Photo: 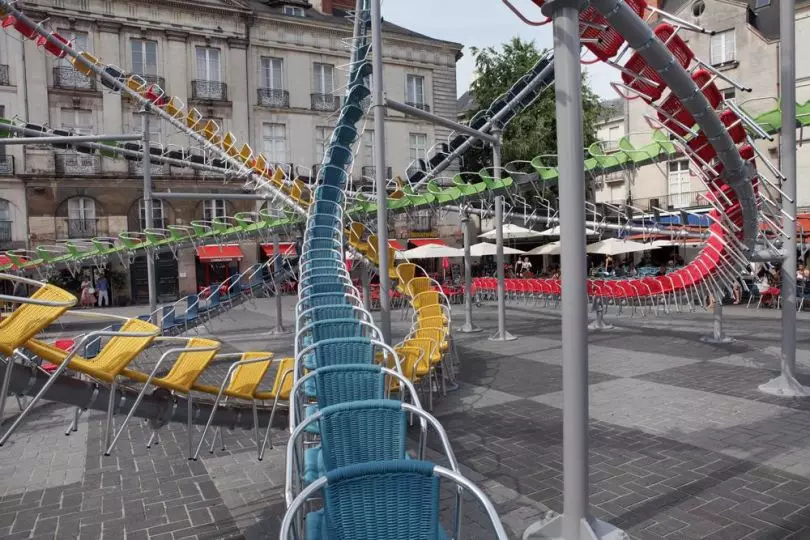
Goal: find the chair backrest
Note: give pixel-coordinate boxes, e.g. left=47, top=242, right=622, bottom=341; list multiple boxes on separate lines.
left=95, top=318, right=159, bottom=374
left=226, top=352, right=274, bottom=398
left=309, top=319, right=376, bottom=343
left=314, top=338, right=374, bottom=369
left=161, top=305, right=176, bottom=330
left=185, top=296, right=199, bottom=318
left=321, top=460, right=441, bottom=540
left=270, top=357, right=295, bottom=400
left=314, top=364, right=386, bottom=409
left=0, top=283, right=76, bottom=355
left=319, top=400, right=407, bottom=472
left=408, top=277, right=432, bottom=298
left=160, top=338, right=222, bottom=391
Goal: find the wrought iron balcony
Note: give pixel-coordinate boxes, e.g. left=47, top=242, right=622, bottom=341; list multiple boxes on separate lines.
left=311, top=93, right=340, bottom=112
left=258, top=88, right=290, bottom=108
left=405, top=101, right=430, bottom=112
left=55, top=153, right=102, bottom=175
left=0, top=221, right=11, bottom=243
left=411, top=211, right=435, bottom=232
left=53, top=67, right=96, bottom=90
left=0, top=156, right=13, bottom=176
left=129, top=160, right=170, bottom=177
left=191, top=80, right=228, bottom=101
left=360, top=166, right=393, bottom=180
left=67, top=218, right=98, bottom=239
left=0, top=65, right=9, bottom=86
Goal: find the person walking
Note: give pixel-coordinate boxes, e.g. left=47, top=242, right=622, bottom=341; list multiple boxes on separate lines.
left=80, top=274, right=95, bottom=308
left=96, top=273, right=110, bottom=307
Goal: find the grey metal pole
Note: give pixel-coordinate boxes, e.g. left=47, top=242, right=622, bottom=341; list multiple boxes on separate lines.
left=361, top=263, right=372, bottom=311
left=760, top=0, right=809, bottom=397
left=0, top=134, right=143, bottom=145
left=269, top=234, right=288, bottom=334
left=525, top=4, right=623, bottom=539
left=142, top=111, right=157, bottom=319
left=701, top=294, right=733, bottom=344
left=384, top=99, right=498, bottom=144
left=490, top=193, right=515, bottom=341
left=458, top=210, right=481, bottom=333
left=371, top=0, right=391, bottom=344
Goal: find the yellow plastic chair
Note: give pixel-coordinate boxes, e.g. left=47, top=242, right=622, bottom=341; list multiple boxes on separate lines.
left=221, top=131, right=237, bottom=156
left=70, top=51, right=100, bottom=76
left=0, top=274, right=77, bottom=424
left=238, top=143, right=254, bottom=164
left=164, top=96, right=185, bottom=118
left=125, top=74, right=147, bottom=93
left=0, top=317, right=159, bottom=447
left=185, top=108, right=203, bottom=130
left=396, top=263, right=417, bottom=294
left=190, top=352, right=276, bottom=460
left=271, top=167, right=286, bottom=188
left=253, top=153, right=269, bottom=174
left=105, top=337, right=222, bottom=457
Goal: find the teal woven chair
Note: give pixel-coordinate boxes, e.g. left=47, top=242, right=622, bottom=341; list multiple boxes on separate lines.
left=296, top=318, right=381, bottom=362
left=280, top=460, right=509, bottom=540
left=293, top=337, right=401, bottom=384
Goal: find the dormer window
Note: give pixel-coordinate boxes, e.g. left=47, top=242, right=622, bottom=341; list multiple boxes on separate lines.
left=283, top=5, right=305, bottom=17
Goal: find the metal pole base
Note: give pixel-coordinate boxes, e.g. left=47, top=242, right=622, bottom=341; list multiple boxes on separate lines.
left=489, top=330, right=518, bottom=341
left=700, top=334, right=734, bottom=344
left=523, top=512, right=628, bottom=540
left=457, top=323, right=483, bottom=333
left=758, top=374, right=810, bottom=398
left=267, top=326, right=290, bottom=336
left=588, top=301, right=614, bottom=331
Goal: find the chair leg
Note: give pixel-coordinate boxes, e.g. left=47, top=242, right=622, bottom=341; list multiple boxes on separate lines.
left=193, top=392, right=225, bottom=461
left=65, top=407, right=81, bottom=436
left=0, top=352, right=19, bottom=427
left=258, top=393, right=284, bottom=460
left=104, top=379, right=118, bottom=452
left=252, top=400, right=261, bottom=459
left=106, top=378, right=154, bottom=455
left=147, top=430, right=159, bottom=448
left=187, top=394, right=194, bottom=460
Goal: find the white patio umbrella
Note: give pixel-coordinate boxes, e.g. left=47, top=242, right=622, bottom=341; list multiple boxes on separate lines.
left=537, top=225, right=599, bottom=236
left=586, top=237, right=653, bottom=256
left=478, top=224, right=543, bottom=240
left=650, top=239, right=705, bottom=249
left=469, top=242, right=526, bottom=256
left=527, top=241, right=562, bottom=255
left=396, top=243, right=465, bottom=259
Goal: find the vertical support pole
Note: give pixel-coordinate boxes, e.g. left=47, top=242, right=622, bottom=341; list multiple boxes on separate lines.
left=490, top=195, right=516, bottom=341
left=269, top=234, right=288, bottom=335
left=361, top=263, right=372, bottom=311
left=142, top=110, right=157, bottom=319
left=458, top=210, right=481, bottom=333
left=524, top=3, right=624, bottom=539
left=371, top=0, right=391, bottom=344
left=701, top=295, right=732, bottom=344
left=760, top=0, right=809, bottom=397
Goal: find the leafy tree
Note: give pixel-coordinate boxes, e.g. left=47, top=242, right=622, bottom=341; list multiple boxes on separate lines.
left=463, top=37, right=603, bottom=172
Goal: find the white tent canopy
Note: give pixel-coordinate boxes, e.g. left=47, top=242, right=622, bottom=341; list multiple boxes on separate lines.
left=537, top=225, right=598, bottom=236
left=396, top=243, right=465, bottom=260
left=469, top=242, right=526, bottom=256
left=527, top=241, right=562, bottom=255
left=478, top=224, right=543, bottom=240
left=586, top=237, right=653, bottom=256
left=649, top=239, right=705, bottom=249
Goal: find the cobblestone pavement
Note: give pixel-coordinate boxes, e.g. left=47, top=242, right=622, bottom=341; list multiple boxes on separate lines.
left=4, top=298, right=810, bottom=538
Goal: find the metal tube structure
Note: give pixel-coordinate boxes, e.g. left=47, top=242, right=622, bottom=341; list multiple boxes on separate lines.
left=142, top=111, right=157, bottom=318
left=413, top=59, right=555, bottom=190
left=701, top=298, right=733, bottom=344
left=270, top=233, right=287, bottom=334
left=459, top=211, right=481, bottom=333
left=371, top=0, right=391, bottom=344
left=155, top=192, right=274, bottom=201
left=525, top=4, right=623, bottom=539
left=490, top=193, right=515, bottom=341
left=0, top=134, right=143, bottom=145
left=385, top=99, right=498, bottom=144
left=759, top=0, right=809, bottom=397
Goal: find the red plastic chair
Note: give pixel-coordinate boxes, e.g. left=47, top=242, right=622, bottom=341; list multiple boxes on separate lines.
left=36, top=32, right=71, bottom=59
left=657, top=70, right=723, bottom=136
left=2, top=15, right=39, bottom=40
left=621, top=24, right=694, bottom=102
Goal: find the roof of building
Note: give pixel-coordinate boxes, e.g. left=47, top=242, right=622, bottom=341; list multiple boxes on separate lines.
left=247, top=1, right=464, bottom=50
left=457, top=90, right=477, bottom=117
left=660, top=0, right=782, bottom=41
left=599, top=98, right=624, bottom=121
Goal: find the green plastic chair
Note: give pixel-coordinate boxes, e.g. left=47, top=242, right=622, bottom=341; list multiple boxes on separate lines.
left=618, top=135, right=659, bottom=166
left=0, top=118, right=13, bottom=139
left=587, top=142, right=628, bottom=173
left=451, top=174, right=486, bottom=197
left=529, top=155, right=560, bottom=182
left=652, top=130, right=678, bottom=155
left=478, top=168, right=514, bottom=191
left=426, top=180, right=463, bottom=204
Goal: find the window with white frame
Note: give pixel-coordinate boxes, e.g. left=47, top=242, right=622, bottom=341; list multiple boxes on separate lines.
left=203, top=199, right=227, bottom=221
left=68, top=196, right=96, bottom=220
left=131, top=39, right=158, bottom=76
left=61, top=108, right=94, bottom=135
left=260, top=57, right=284, bottom=90
left=315, top=126, right=330, bottom=164
left=262, top=123, right=287, bottom=164
left=406, top=74, right=425, bottom=106
left=607, top=126, right=620, bottom=150
left=0, top=199, right=10, bottom=221
left=60, top=30, right=88, bottom=67
left=139, top=198, right=164, bottom=229
left=668, top=160, right=692, bottom=208
left=313, top=63, right=334, bottom=95
left=363, top=130, right=375, bottom=165
left=282, top=5, right=305, bottom=17
left=195, top=47, right=221, bottom=81
left=409, top=133, right=428, bottom=163
left=710, top=30, right=736, bottom=65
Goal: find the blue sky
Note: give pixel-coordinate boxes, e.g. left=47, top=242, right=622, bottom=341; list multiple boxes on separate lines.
left=383, top=0, right=618, bottom=99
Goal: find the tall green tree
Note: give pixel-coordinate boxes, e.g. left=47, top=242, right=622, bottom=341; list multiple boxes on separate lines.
left=463, top=37, right=603, bottom=172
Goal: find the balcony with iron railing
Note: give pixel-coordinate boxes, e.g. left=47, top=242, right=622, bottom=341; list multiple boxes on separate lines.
left=606, top=190, right=710, bottom=212
left=360, top=165, right=393, bottom=180
left=129, top=160, right=170, bottom=177
left=0, top=64, right=9, bottom=86
left=55, top=153, right=102, bottom=175
left=411, top=212, right=435, bottom=233
left=53, top=67, right=96, bottom=91
left=65, top=218, right=100, bottom=239
left=191, top=80, right=228, bottom=101
left=405, top=101, right=430, bottom=112
left=0, top=156, right=13, bottom=176
left=311, top=93, right=340, bottom=112
left=258, top=88, right=290, bottom=108
left=0, top=221, right=11, bottom=243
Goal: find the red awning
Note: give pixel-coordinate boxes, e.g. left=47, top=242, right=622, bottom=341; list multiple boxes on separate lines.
left=409, top=238, right=446, bottom=247
left=196, top=245, right=244, bottom=262
left=261, top=242, right=297, bottom=257
left=389, top=240, right=405, bottom=251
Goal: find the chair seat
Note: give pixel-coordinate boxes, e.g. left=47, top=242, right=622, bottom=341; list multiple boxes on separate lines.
left=304, top=446, right=324, bottom=485
left=302, top=352, right=316, bottom=370
left=304, top=404, right=320, bottom=434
